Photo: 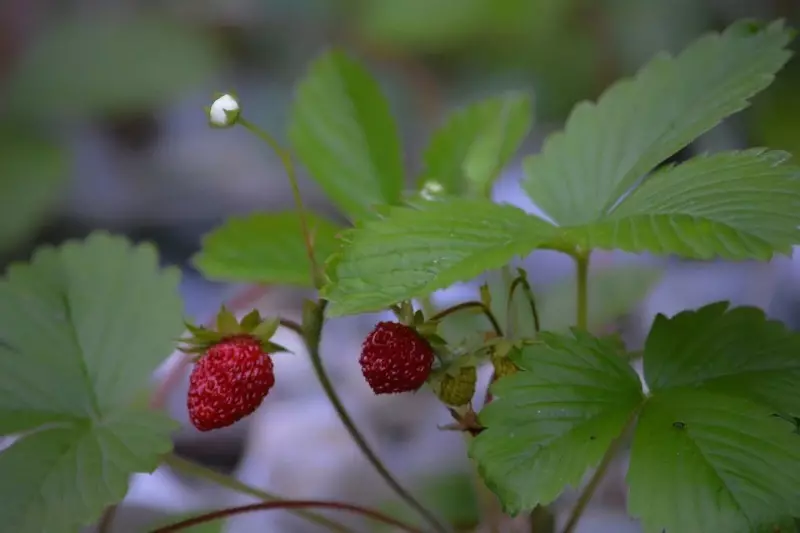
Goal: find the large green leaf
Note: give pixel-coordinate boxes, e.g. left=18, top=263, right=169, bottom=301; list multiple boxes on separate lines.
left=627, top=388, right=800, bottom=533
left=0, top=130, right=68, bottom=253
left=418, top=92, right=533, bottom=197
left=322, top=198, right=558, bottom=316
left=288, top=50, right=405, bottom=221
left=523, top=20, right=794, bottom=227
left=469, top=331, right=644, bottom=515
left=193, top=211, right=343, bottom=287
left=564, top=149, right=800, bottom=260
left=642, top=301, right=800, bottom=417
left=6, top=16, right=222, bottom=119
left=0, top=232, right=183, bottom=532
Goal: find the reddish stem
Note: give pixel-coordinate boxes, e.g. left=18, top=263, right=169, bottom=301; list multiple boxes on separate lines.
left=150, top=284, right=272, bottom=409
left=150, top=499, right=426, bottom=533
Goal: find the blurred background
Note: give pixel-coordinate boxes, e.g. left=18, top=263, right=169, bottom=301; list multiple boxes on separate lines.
left=1, top=0, right=800, bottom=531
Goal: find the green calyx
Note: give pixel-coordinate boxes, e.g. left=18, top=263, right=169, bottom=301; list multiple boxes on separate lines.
left=433, top=364, right=478, bottom=407
left=179, top=306, right=290, bottom=358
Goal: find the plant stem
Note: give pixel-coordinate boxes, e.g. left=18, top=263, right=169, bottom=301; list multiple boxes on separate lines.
left=287, top=301, right=450, bottom=533
left=430, top=300, right=503, bottom=337
left=97, top=504, right=118, bottom=533
left=238, top=117, right=321, bottom=289
left=560, top=404, right=642, bottom=533
left=507, top=270, right=541, bottom=334
left=574, top=252, right=590, bottom=331
left=150, top=500, right=425, bottom=533
left=163, top=454, right=350, bottom=533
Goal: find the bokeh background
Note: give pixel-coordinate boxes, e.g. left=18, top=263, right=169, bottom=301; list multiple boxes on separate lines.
left=2, top=0, right=800, bottom=531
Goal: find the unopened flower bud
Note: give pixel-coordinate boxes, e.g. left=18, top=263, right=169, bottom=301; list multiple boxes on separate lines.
left=207, top=93, right=240, bottom=128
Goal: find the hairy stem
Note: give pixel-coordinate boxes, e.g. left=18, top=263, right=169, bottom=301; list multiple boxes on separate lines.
left=283, top=302, right=450, bottom=533
left=560, top=404, right=642, bottom=533
left=239, top=118, right=321, bottom=289
left=507, top=270, right=541, bottom=334
left=430, top=300, right=504, bottom=337
left=150, top=499, right=425, bottom=533
left=163, top=454, right=350, bottom=533
left=575, top=253, right=590, bottom=331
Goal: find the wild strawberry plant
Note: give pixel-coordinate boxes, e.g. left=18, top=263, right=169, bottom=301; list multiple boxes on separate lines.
left=1, top=17, right=800, bottom=533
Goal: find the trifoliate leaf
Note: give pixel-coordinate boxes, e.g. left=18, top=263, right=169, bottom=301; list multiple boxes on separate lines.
left=565, top=149, right=800, bottom=260
left=322, top=199, right=558, bottom=316
left=523, top=20, right=794, bottom=227
left=288, top=50, right=405, bottom=221
left=469, top=331, right=644, bottom=515
left=0, top=232, right=183, bottom=532
left=6, top=16, right=222, bottom=119
left=627, top=388, right=800, bottom=533
left=418, top=92, right=533, bottom=197
left=0, top=130, right=68, bottom=253
left=643, top=301, right=800, bottom=417
left=193, top=211, right=343, bottom=287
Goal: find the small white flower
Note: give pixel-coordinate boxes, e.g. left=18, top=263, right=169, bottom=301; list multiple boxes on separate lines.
left=207, top=93, right=240, bottom=128
left=420, top=180, right=445, bottom=200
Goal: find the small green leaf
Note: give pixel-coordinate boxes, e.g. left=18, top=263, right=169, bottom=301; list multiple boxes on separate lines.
left=0, top=130, right=68, bottom=253
left=469, top=331, right=644, bottom=515
left=627, top=388, right=800, bottom=533
left=643, top=301, right=800, bottom=416
left=193, top=211, right=343, bottom=288
left=565, top=149, right=800, bottom=260
left=523, top=20, right=794, bottom=227
left=288, top=50, right=405, bottom=221
left=6, top=15, right=222, bottom=119
left=323, top=198, right=558, bottom=316
left=419, top=92, right=533, bottom=197
left=0, top=232, right=183, bottom=531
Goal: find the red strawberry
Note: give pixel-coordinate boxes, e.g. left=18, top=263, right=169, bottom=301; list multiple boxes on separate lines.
left=360, top=321, right=435, bottom=394
left=187, top=335, right=275, bottom=431
left=180, top=307, right=288, bottom=432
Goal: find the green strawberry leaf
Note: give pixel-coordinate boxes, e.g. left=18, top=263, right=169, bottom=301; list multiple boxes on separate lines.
left=469, top=330, right=644, bottom=515
left=523, top=20, right=794, bottom=227
left=627, top=388, right=800, bottom=533
left=418, top=92, right=533, bottom=197
left=193, top=211, right=343, bottom=287
left=6, top=15, right=222, bottom=119
left=0, top=129, right=68, bottom=253
left=288, top=50, right=405, bottom=222
left=564, top=149, right=800, bottom=260
left=322, top=198, right=558, bottom=316
left=0, top=232, right=184, bottom=531
left=643, top=301, right=800, bottom=417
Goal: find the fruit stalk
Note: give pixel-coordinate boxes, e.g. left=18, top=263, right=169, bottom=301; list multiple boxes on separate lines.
left=280, top=306, right=450, bottom=533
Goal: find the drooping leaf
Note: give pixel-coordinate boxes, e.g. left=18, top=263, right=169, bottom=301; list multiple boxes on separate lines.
left=0, top=130, right=68, bottom=253
left=627, top=388, right=800, bottom=533
left=288, top=50, right=405, bottom=221
left=523, top=20, right=794, bottom=227
left=0, top=232, right=184, bottom=531
left=565, top=149, right=800, bottom=260
left=642, top=301, right=800, bottom=417
left=6, top=16, right=222, bottom=119
left=469, top=331, right=644, bottom=515
left=322, top=199, right=557, bottom=316
left=418, top=92, right=533, bottom=197
left=193, top=211, right=343, bottom=287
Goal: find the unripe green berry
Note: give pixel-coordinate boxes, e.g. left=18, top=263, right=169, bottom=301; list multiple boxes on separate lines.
left=436, top=366, right=477, bottom=406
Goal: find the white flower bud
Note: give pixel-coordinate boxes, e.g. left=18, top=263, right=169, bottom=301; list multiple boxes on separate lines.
left=207, top=93, right=240, bottom=128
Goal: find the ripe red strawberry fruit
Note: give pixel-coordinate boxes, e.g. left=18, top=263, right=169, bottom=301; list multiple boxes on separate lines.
left=360, top=321, right=435, bottom=394
left=180, top=307, right=288, bottom=432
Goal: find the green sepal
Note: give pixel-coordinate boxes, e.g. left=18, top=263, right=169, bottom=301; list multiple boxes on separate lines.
left=239, top=309, right=263, bottom=332
left=263, top=341, right=292, bottom=355
left=251, top=317, right=280, bottom=342
left=412, top=309, right=426, bottom=327
left=216, top=305, right=241, bottom=335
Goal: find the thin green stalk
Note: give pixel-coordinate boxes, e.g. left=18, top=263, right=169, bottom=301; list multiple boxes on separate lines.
left=574, top=253, right=590, bottom=331
left=560, top=403, right=642, bottom=533
left=163, top=454, right=351, bottom=533
left=507, top=269, right=541, bottom=334
left=151, top=499, right=425, bottom=533
left=238, top=118, right=322, bottom=289
left=430, top=300, right=504, bottom=337
left=282, top=306, right=450, bottom=533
